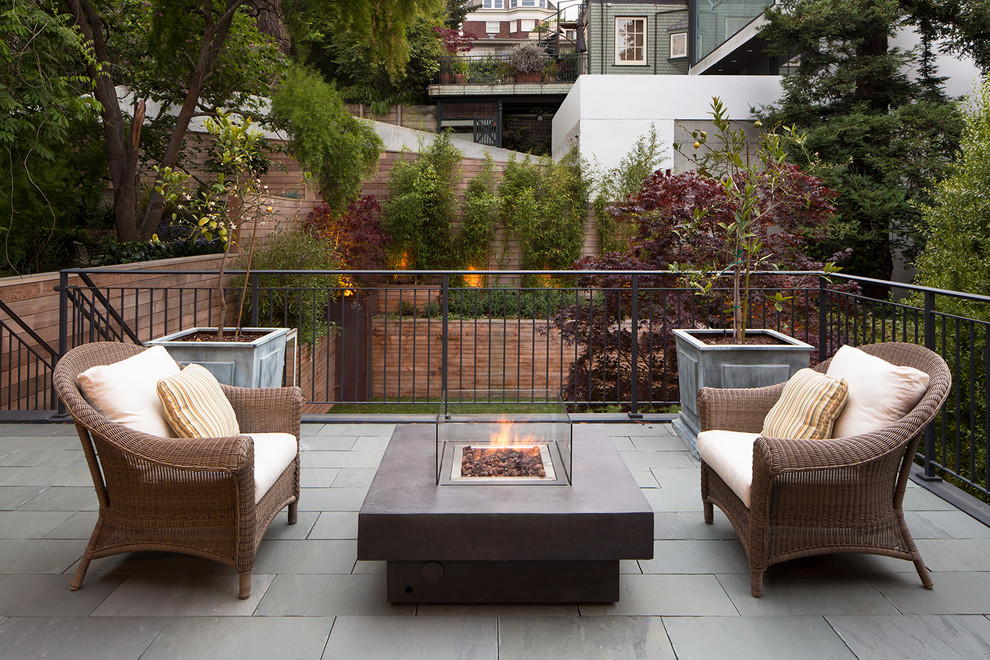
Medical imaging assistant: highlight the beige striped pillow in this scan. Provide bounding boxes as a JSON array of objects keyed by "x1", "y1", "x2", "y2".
[
  {"x1": 762, "y1": 368, "x2": 849, "y2": 440},
  {"x1": 157, "y1": 364, "x2": 239, "y2": 438}
]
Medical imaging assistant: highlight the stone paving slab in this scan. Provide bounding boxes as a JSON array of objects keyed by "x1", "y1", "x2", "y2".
[
  {"x1": 498, "y1": 615, "x2": 675, "y2": 659},
  {"x1": 663, "y1": 615, "x2": 856, "y2": 660},
  {"x1": 826, "y1": 614, "x2": 990, "y2": 658},
  {"x1": 142, "y1": 616, "x2": 334, "y2": 660},
  {"x1": 0, "y1": 616, "x2": 167, "y2": 660},
  {"x1": 0, "y1": 421, "x2": 988, "y2": 659}
]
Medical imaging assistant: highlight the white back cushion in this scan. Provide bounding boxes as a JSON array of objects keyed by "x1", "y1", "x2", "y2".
[
  {"x1": 77, "y1": 346, "x2": 180, "y2": 437},
  {"x1": 826, "y1": 345, "x2": 929, "y2": 438}
]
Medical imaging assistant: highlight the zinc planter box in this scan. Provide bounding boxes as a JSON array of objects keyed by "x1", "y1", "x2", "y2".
[
  {"x1": 672, "y1": 328, "x2": 812, "y2": 458},
  {"x1": 148, "y1": 327, "x2": 290, "y2": 389}
]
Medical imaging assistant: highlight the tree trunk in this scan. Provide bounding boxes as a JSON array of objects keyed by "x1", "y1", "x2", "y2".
[
  {"x1": 65, "y1": 0, "x2": 247, "y2": 242},
  {"x1": 251, "y1": 0, "x2": 290, "y2": 54},
  {"x1": 139, "y1": 1, "x2": 246, "y2": 239},
  {"x1": 65, "y1": 0, "x2": 144, "y2": 241}
]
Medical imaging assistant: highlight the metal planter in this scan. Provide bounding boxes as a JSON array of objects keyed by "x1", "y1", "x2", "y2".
[
  {"x1": 147, "y1": 327, "x2": 290, "y2": 389},
  {"x1": 672, "y1": 328, "x2": 812, "y2": 457}
]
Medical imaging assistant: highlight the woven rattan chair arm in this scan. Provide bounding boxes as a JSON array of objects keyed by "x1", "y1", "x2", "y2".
[
  {"x1": 753, "y1": 430, "x2": 905, "y2": 477},
  {"x1": 107, "y1": 428, "x2": 254, "y2": 474},
  {"x1": 222, "y1": 385, "x2": 303, "y2": 435},
  {"x1": 698, "y1": 383, "x2": 786, "y2": 433}
]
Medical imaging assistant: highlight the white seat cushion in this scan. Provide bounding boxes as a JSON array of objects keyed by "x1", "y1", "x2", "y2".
[
  {"x1": 698, "y1": 430, "x2": 760, "y2": 508},
  {"x1": 249, "y1": 432, "x2": 297, "y2": 504},
  {"x1": 826, "y1": 345, "x2": 930, "y2": 438},
  {"x1": 76, "y1": 346, "x2": 180, "y2": 437}
]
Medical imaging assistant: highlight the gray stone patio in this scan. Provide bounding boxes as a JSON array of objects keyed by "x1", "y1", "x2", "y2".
[{"x1": 1, "y1": 421, "x2": 989, "y2": 659}]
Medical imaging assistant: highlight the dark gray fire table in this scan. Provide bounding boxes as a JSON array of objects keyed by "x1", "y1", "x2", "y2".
[{"x1": 357, "y1": 424, "x2": 654, "y2": 603}]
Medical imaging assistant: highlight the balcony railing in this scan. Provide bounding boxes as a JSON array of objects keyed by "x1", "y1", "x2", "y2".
[
  {"x1": 3, "y1": 267, "x2": 989, "y2": 503},
  {"x1": 435, "y1": 53, "x2": 587, "y2": 85}
]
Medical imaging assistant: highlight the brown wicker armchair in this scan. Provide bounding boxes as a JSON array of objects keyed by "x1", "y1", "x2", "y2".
[
  {"x1": 53, "y1": 342, "x2": 302, "y2": 599},
  {"x1": 698, "y1": 342, "x2": 951, "y2": 597}
]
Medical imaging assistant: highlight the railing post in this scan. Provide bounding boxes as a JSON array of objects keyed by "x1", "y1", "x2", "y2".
[
  {"x1": 628, "y1": 274, "x2": 642, "y2": 419},
  {"x1": 250, "y1": 272, "x2": 260, "y2": 327},
  {"x1": 56, "y1": 270, "x2": 69, "y2": 415},
  {"x1": 921, "y1": 290, "x2": 940, "y2": 481},
  {"x1": 441, "y1": 274, "x2": 449, "y2": 402},
  {"x1": 818, "y1": 275, "x2": 828, "y2": 360}
]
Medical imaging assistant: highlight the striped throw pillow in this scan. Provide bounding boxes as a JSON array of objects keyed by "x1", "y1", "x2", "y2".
[
  {"x1": 157, "y1": 364, "x2": 240, "y2": 439},
  {"x1": 762, "y1": 368, "x2": 849, "y2": 440}
]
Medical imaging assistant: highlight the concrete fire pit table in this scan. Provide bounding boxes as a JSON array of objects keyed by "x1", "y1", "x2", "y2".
[{"x1": 357, "y1": 424, "x2": 654, "y2": 603}]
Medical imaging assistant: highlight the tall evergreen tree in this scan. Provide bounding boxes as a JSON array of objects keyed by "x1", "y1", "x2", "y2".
[{"x1": 758, "y1": 0, "x2": 965, "y2": 283}]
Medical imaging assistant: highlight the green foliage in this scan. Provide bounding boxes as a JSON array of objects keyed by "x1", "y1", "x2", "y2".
[
  {"x1": 310, "y1": 10, "x2": 446, "y2": 107},
  {"x1": 592, "y1": 125, "x2": 666, "y2": 254},
  {"x1": 382, "y1": 132, "x2": 461, "y2": 270},
  {"x1": 100, "y1": 235, "x2": 223, "y2": 265},
  {"x1": 271, "y1": 65, "x2": 383, "y2": 215},
  {"x1": 235, "y1": 228, "x2": 341, "y2": 344},
  {"x1": 458, "y1": 155, "x2": 500, "y2": 269},
  {"x1": 283, "y1": 0, "x2": 445, "y2": 84},
  {"x1": 910, "y1": 80, "x2": 990, "y2": 501},
  {"x1": 393, "y1": 286, "x2": 572, "y2": 320},
  {"x1": 758, "y1": 0, "x2": 964, "y2": 281},
  {"x1": 497, "y1": 150, "x2": 589, "y2": 278},
  {"x1": 0, "y1": 3, "x2": 97, "y2": 159},
  {"x1": 0, "y1": 115, "x2": 108, "y2": 276},
  {"x1": 133, "y1": 1, "x2": 286, "y2": 115},
  {"x1": 914, "y1": 81, "x2": 990, "y2": 310}
]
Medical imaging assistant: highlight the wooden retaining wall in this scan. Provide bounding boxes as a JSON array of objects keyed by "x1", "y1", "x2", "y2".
[{"x1": 368, "y1": 318, "x2": 578, "y2": 400}]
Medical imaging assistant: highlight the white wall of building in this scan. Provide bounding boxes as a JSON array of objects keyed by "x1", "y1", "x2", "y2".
[{"x1": 552, "y1": 75, "x2": 784, "y2": 170}]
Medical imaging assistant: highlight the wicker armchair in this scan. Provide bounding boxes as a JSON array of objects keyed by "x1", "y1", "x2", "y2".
[
  {"x1": 698, "y1": 342, "x2": 951, "y2": 597},
  {"x1": 53, "y1": 342, "x2": 302, "y2": 599}
]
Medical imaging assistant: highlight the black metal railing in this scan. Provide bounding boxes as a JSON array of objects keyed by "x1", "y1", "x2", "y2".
[
  {"x1": 0, "y1": 300, "x2": 59, "y2": 414},
  {"x1": 3, "y1": 267, "x2": 990, "y2": 501},
  {"x1": 435, "y1": 53, "x2": 587, "y2": 85}
]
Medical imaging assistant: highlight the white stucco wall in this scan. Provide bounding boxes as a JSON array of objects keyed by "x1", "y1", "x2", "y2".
[{"x1": 552, "y1": 75, "x2": 784, "y2": 170}]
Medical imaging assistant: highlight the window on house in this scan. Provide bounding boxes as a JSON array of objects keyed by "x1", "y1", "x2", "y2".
[
  {"x1": 510, "y1": 0, "x2": 544, "y2": 6},
  {"x1": 521, "y1": 19, "x2": 535, "y2": 32},
  {"x1": 615, "y1": 18, "x2": 646, "y2": 65},
  {"x1": 669, "y1": 32, "x2": 687, "y2": 59},
  {"x1": 486, "y1": 21, "x2": 500, "y2": 34},
  {"x1": 484, "y1": 0, "x2": 504, "y2": 8}
]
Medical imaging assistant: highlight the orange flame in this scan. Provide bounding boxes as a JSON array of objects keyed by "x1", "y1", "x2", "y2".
[{"x1": 488, "y1": 417, "x2": 537, "y2": 447}]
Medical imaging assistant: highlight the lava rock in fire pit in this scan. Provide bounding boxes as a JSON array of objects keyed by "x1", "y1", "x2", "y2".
[{"x1": 461, "y1": 445, "x2": 546, "y2": 478}]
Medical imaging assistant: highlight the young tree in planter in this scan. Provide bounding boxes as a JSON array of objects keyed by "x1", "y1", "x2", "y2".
[
  {"x1": 154, "y1": 113, "x2": 275, "y2": 340},
  {"x1": 555, "y1": 105, "x2": 846, "y2": 410}
]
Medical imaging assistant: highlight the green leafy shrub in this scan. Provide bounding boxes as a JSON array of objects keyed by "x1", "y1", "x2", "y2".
[
  {"x1": 382, "y1": 132, "x2": 462, "y2": 270},
  {"x1": 591, "y1": 125, "x2": 665, "y2": 254},
  {"x1": 497, "y1": 149, "x2": 589, "y2": 281},
  {"x1": 458, "y1": 155, "x2": 500, "y2": 270},
  {"x1": 235, "y1": 229, "x2": 341, "y2": 344},
  {"x1": 271, "y1": 66, "x2": 384, "y2": 215}
]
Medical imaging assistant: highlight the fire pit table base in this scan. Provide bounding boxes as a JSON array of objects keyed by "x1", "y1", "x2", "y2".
[
  {"x1": 358, "y1": 424, "x2": 653, "y2": 603},
  {"x1": 387, "y1": 560, "x2": 619, "y2": 603}
]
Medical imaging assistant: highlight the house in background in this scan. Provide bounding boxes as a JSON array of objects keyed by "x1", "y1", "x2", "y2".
[
  {"x1": 554, "y1": 0, "x2": 979, "y2": 170},
  {"x1": 581, "y1": 0, "x2": 690, "y2": 76},
  {"x1": 429, "y1": 1, "x2": 585, "y2": 153}
]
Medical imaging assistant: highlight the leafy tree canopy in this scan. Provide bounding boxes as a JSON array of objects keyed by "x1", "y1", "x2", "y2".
[
  {"x1": 271, "y1": 65, "x2": 384, "y2": 215},
  {"x1": 913, "y1": 80, "x2": 990, "y2": 307},
  {"x1": 283, "y1": 0, "x2": 445, "y2": 82},
  {"x1": 0, "y1": 2, "x2": 97, "y2": 159},
  {"x1": 758, "y1": 0, "x2": 966, "y2": 282}
]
